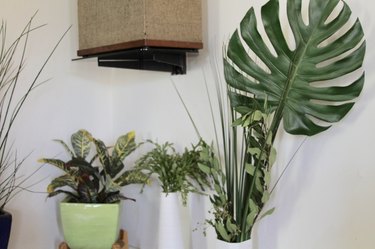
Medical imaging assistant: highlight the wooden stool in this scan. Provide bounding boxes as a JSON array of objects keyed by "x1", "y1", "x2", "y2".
[{"x1": 58, "y1": 229, "x2": 129, "y2": 249}]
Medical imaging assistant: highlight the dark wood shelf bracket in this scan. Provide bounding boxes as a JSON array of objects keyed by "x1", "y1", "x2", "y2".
[
  {"x1": 97, "y1": 47, "x2": 198, "y2": 75},
  {"x1": 76, "y1": 40, "x2": 202, "y2": 75}
]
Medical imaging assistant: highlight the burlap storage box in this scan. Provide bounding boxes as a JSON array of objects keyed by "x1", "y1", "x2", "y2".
[{"x1": 77, "y1": 0, "x2": 202, "y2": 56}]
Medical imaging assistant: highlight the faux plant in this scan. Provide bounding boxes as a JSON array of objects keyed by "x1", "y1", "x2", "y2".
[
  {"x1": 135, "y1": 140, "x2": 209, "y2": 204},
  {"x1": 198, "y1": 105, "x2": 276, "y2": 242},
  {"x1": 0, "y1": 15, "x2": 69, "y2": 212},
  {"x1": 39, "y1": 129, "x2": 148, "y2": 203},
  {"x1": 203, "y1": 0, "x2": 366, "y2": 243}
]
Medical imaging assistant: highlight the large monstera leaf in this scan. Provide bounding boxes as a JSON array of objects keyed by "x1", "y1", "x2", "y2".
[{"x1": 225, "y1": 0, "x2": 365, "y2": 136}]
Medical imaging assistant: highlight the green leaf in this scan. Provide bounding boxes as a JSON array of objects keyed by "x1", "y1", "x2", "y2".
[
  {"x1": 199, "y1": 150, "x2": 211, "y2": 162},
  {"x1": 114, "y1": 170, "x2": 149, "y2": 186},
  {"x1": 249, "y1": 199, "x2": 259, "y2": 213},
  {"x1": 269, "y1": 147, "x2": 277, "y2": 166},
  {"x1": 225, "y1": 0, "x2": 365, "y2": 137},
  {"x1": 266, "y1": 131, "x2": 273, "y2": 146},
  {"x1": 198, "y1": 163, "x2": 211, "y2": 174},
  {"x1": 248, "y1": 147, "x2": 261, "y2": 158},
  {"x1": 226, "y1": 219, "x2": 238, "y2": 234},
  {"x1": 234, "y1": 106, "x2": 253, "y2": 114},
  {"x1": 259, "y1": 207, "x2": 276, "y2": 220},
  {"x1": 71, "y1": 129, "x2": 92, "y2": 159},
  {"x1": 53, "y1": 139, "x2": 74, "y2": 157},
  {"x1": 264, "y1": 169, "x2": 271, "y2": 187},
  {"x1": 219, "y1": 193, "x2": 227, "y2": 204},
  {"x1": 216, "y1": 223, "x2": 231, "y2": 242},
  {"x1": 255, "y1": 176, "x2": 263, "y2": 192},
  {"x1": 242, "y1": 116, "x2": 251, "y2": 127},
  {"x1": 47, "y1": 174, "x2": 77, "y2": 193},
  {"x1": 245, "y1": 163, "x2": 256, "y2": 176},
  {"x1": 92, "y1": 138, "x2": 112, "y2": 176},
  {"x1": 109, "y1": 158, "x2": 125, "y2": 179},
  {"x1": 112, "y1": 131, "x2": 137, "y2": 162},
  {"x1": 261, "y1": 191, "x2": 270, "y2": 204},
  {"x1": 67, "y1": 158, "x2": 98, "y2": 177},
  {"x1": 231, "y1": 117, "x2": 244, "y2": 127},
  {"x1": 38, "y1": 158, "x2": 66, "y2": 172},
  {"x1": 47, "y1": 190, "x2": 79, "y2": 201},
  {"x1": 246, "y1": 199, "x2": 260, "y2": 229},
  {"x1": 251, "y1": 110, "x2": 263, "y2": 122},
  {"x1": 214, "y1": 184, "x2": 222, "y2": 195},
  {"x1": 246, "y1": 212, "x2": 257, "y2": 229},
  {"x1": 77, "y1": 180, "x2": 98, "y2": 203}
]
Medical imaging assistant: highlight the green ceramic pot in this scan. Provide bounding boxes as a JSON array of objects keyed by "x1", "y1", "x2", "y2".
[{"x1": 60, "y1": 202, "x2": 120, "y2": 249}]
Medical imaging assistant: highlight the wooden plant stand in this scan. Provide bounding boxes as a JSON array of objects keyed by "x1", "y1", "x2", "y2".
[{"x1": 58, "y1": 229, "x2": 129, "y2": 249}]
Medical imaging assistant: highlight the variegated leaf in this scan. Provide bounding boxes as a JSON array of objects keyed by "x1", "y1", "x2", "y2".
[
  {"x1": 53, "y1": 139, "x2": 74, "y2": 157},
  {"x1": 112, "y1": 131, "x2": 136, "y2": 162},
  {"x1": 47, "y1": 174, "x2": 77, "y2": 193},
  {"x1": 71, "y1": 129, "x2": 92, "y2": 159},
  {"x1": 115, "y1": 170, "x2": 149, "y2": 187},
  {"x1": 38, "y1": 158, "x2": 67, "y2": 172},
  {"x1": 92, "y1": 138, "x2": 111, "y2": 175}
]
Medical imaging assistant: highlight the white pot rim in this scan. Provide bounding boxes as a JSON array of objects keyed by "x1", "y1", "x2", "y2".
[
  {"x1": 216, "y1": 238, "x2": 253, "y2": 249},
  {"x1": 60, "y1": 202, "x2": 121, "y2": 208}
]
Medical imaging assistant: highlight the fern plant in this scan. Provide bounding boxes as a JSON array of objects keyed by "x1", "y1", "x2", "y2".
[
  {"x1": 39, "y1": 129, "x2": 148, "y2": 203},
  {"x1": 135, "y1": 140, "x2": 210, "y2": 204}
]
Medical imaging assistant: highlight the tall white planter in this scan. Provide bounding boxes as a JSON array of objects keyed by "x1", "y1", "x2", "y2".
[
  {"x1": 216, "y1": 239, "x2": 253, "y2": 249},
  {"x1": 158, "y1": 192, "x2": 186, "y2": 249}
]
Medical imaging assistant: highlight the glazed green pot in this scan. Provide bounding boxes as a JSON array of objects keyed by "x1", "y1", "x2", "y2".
[{"x1": 60, "y1": 202, "x2": 120, "y2": 249}]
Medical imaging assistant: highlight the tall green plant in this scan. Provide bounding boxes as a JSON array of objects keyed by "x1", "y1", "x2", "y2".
[
  {"x1": 174, "y1": 66, "x2": 276, "y2": 242},
  {"x1": 221, "y1": 0, "x2": 365, "y2": 242},
  {"x1": 198, "y1": 106, "x2": 276, "y2": 242},
  {"x1": 0, "y1": 15, "x2": 69, "y2": 212}
]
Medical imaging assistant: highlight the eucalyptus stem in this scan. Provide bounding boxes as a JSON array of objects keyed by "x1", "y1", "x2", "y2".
[{"x1": 239, "y1": 112, "x2": 275, "y2": 241}]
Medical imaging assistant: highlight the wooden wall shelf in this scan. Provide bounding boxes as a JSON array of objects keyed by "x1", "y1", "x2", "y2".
[{"x1": 77, "y1": 39, "x2": 203, "y2": 57}]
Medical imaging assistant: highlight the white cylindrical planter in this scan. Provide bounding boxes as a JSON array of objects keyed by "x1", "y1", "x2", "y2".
[
  {"x1": 216, "y1": 239, "x2": 253, "y2": 249},
  {"x1": 158, "y1": 192, "x2": 185, "y2": 249}
]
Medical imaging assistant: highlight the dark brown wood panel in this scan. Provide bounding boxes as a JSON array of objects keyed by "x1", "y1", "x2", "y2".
[{"x1": 77, "y1": 39, "x2": 203, "y2": 57}]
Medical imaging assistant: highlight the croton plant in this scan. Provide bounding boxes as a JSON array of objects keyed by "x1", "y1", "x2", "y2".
[{"x1": 39, "y1": 129, "x2": 148, "y2": 203}]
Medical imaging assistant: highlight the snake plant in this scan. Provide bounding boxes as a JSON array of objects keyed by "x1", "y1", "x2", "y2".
[
  {"x1": 39, "y1": 129, "x2": 148, "y2": 203},
  {"x1": 205, "y1": 0, "x2": 365, "y2": 243}
]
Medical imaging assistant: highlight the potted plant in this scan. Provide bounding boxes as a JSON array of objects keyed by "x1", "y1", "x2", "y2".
[
  {"x1": 0, "y1": 15, "x2": 69, "y2": 249},
  {"x1": 196, "y1": 86, "x2": 275, "y2": 249},
  {"x1": 39, "y1": 129, "x2": 148, "y2": 249},
  {"x1": 198, "y1": 0, "x2": 365, "y2": 247},
  {"x1": 135, "y1": 140, "x2": 209, "y2": 249}
]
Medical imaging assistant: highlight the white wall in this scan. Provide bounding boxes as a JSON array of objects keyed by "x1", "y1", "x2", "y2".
[{"x1": 0, "y1": 0, "x2": 374, "y2": 248}]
